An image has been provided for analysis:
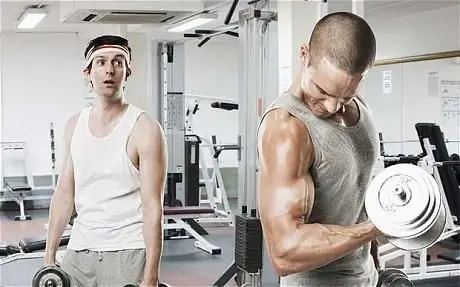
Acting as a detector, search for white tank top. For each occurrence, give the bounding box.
[68,104,145,251]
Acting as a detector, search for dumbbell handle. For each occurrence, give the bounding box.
[123,283,171,287]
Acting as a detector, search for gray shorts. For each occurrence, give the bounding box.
[60,248,146,287]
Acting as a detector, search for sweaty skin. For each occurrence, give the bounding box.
[257,109,380,276]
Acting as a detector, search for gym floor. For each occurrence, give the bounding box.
[1,199,459,287]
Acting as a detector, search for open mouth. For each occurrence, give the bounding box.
[103,80,115,85]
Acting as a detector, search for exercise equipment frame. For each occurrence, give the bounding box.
[376,138,460,281]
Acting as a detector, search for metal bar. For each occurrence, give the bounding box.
[352,0,364,17]
[435,161,460,166]
[423,138,457,229]
[184,94,238,104]
[375,50,460,66]
[50,122,56,190]
[381,139,460,144]
[225,0,239,24]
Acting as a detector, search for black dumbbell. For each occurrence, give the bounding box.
[377,268,414,287]
[124,282,171,287]
[32,266,71,287]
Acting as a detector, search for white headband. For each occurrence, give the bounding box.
[84,45,131,70]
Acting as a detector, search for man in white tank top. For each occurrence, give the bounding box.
[44,35,167,287]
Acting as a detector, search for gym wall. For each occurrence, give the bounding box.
[363,4,460,156]
[183,40,240,197]
[0,31,148,180]
[183,40,239,168]
[368,5,460,60]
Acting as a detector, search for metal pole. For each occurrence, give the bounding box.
[352,0,364,17]
[160,42,169,131]
[381,139,460,144]
[49,122,56,190]
[422,138,456,230]
[238,0,276,216]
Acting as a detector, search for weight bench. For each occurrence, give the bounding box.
[164,206,222,255]
[2,180,33,221]
[0,233,70,265]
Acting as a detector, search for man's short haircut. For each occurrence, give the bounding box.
[308,12,376,75]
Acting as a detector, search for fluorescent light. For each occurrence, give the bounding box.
[168,14,217,33]
[17,8,47,29]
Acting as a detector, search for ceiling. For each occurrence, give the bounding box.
[0,0,459,36]
[327,0,460,21]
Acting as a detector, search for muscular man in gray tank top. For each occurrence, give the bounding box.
[258,12,383,287]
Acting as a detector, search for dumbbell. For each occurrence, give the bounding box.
[377,268,414,287]
[124,283,172,287]
[32,265,71,287]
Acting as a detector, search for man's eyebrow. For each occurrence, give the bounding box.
[94,54,125,60]
[315,81,335,96]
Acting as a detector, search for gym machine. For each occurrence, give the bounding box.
[0,122,57,220]
[184,94,237,227]
[372,123,460,282]
[156,41,224,253]
[213,1,277,286]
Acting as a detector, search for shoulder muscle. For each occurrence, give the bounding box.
[258,109,314,181]
[132,114,166,157]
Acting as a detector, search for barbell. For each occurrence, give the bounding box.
[365,163,447,251]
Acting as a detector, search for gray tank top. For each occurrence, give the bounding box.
[262,92,380,287]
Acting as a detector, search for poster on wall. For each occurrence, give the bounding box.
[440,80,460,98]
[427,72,439,97]
[382,70,392,94]
[440,80,460,143]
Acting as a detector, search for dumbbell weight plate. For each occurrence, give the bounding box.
[365,164,446,250]
[377,268,414,287]
[32,266,71,287]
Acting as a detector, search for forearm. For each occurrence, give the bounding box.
[45,190,74,258]
[142,208,163,283]
[275,221,377,276]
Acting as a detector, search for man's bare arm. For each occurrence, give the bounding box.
[257,110,379,277]
[135,115,167,285]
[45,114,78,265]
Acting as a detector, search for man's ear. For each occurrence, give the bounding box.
[125,68,132,80]
[83,68,92,87]
[300,44,310,67]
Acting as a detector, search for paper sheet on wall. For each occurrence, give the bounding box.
[279,66,292,95]
[427,72,438,97]
[440,80,460,142]
[441,111,460,142]
[382,70,392,94]
[440,80,460,98]
[441,97,460,111]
